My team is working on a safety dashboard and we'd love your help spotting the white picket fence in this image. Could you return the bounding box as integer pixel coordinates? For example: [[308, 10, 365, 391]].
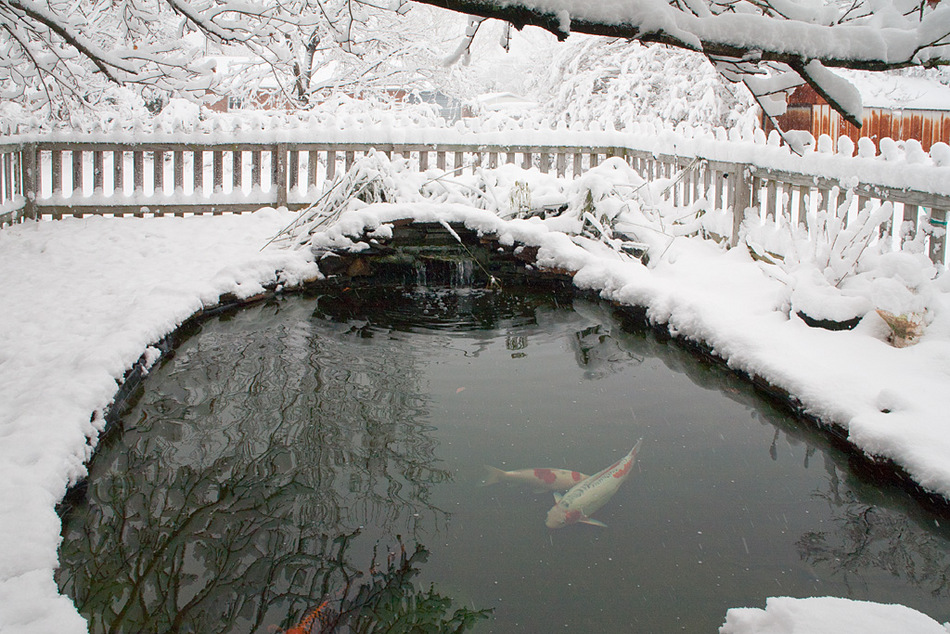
[[0, 137, 946, 265]]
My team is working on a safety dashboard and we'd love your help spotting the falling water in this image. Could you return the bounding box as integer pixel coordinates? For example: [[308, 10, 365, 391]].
[[451, 258, 474, 287], [413, 259, 427, 287]]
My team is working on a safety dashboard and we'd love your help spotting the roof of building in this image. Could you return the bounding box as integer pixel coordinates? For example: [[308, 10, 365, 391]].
[[837, 70, 950, 111]]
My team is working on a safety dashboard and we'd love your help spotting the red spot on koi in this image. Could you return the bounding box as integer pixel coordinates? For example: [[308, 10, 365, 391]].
[[572, 471, 583, 481], [565, 509, 582, 524], [534, 468, 557, 484], [613, 461, 632, 478]]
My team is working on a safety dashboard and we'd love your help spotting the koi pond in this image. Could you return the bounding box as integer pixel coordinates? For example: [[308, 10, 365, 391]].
[[58, 282, 950, 632]]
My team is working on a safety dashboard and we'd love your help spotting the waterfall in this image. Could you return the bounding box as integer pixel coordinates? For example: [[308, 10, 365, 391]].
[[451, 259, 474, 287], [413, 260, 427, 288]]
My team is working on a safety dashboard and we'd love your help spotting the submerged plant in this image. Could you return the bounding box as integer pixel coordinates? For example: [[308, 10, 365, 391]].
[[281, 536, 492, 634]]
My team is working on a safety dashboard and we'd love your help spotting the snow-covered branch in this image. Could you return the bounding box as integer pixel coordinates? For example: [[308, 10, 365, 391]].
[[413, 0, 950, 127], [0, 0, 471, 122]]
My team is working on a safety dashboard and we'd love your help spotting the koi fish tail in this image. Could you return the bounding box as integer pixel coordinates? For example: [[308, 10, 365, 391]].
[[481, 465, 507, 486]]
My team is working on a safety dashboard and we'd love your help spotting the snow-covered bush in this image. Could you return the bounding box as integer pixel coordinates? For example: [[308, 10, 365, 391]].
[[419, 163, 565, 217], [282, 151, 682, 263], [745, 193, 940, 340], [272, 150, 426, 247], [421, 156, 681, 260]]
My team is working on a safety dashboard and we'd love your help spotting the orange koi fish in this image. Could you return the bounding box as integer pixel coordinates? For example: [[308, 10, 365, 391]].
[[482, 466, 589, 491], [284, 600, 330, 634], [545, 439, 642, 529]]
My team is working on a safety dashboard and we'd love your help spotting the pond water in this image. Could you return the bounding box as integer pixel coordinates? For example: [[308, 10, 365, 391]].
[[58, 284, 950, 633]]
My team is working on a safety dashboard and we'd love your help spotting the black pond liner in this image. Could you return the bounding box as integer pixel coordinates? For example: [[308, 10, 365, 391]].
[[59, 222, 950, 523], [796, 310, 864, 331]]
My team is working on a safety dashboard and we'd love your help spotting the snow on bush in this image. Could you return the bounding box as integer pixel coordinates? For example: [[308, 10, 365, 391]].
[[743, 190, 941, 338], [721, 596, 950, 634], [280, 150, 715, 272], [272, 149, 427, 247]]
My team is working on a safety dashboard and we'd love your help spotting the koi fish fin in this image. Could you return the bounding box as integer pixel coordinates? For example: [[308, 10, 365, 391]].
[[580, 517, 608, 528], [482, 466, 506, 486], [553, 492, 564, 504]]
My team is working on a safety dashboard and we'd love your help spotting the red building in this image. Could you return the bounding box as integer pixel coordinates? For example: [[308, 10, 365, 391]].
[[763, 72, 950, 152]]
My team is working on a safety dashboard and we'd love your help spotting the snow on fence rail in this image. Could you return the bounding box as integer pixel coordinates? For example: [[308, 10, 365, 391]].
[[0, 138, 947, 265]]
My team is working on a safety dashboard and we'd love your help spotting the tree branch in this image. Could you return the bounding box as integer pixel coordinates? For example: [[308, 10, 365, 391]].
[[412, 0, 945, 72], [411, 0, 950, 126], [6, 0, 137, 81]]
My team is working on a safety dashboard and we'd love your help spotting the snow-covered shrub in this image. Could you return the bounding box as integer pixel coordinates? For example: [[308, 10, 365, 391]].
[[565, 158, 649, 242], [420, 157, 700, 263], [272, 150, 425, 247], [286, 152, 682, 266], [419, 163, 565, 217], [745, 193, 940, 341]]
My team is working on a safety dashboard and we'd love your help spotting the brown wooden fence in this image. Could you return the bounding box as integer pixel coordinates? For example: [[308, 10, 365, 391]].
[[0, 139, 947, 266]]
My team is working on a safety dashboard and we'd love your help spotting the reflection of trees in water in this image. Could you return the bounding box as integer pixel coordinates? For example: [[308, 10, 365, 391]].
[[57, 299, 460, 633], [797, 470, 950, 600]]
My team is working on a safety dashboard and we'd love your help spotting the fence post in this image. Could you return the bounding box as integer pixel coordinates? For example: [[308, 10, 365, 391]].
[[72, 149, 82, 198], [274, 143, 287, 208], [114, 150, 124, 196], [902, 204, 919, 245], [929, 208, 947, 265], [23, 143, 37, 221], [731, 164, 752, 248]]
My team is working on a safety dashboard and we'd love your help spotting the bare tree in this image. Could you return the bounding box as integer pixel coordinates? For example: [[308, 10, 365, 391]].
[[174, 0, 458, 107]]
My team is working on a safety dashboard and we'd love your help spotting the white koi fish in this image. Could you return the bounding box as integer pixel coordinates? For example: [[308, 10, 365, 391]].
[[545, 439, 643, 529], [482, 466, 589, 491]]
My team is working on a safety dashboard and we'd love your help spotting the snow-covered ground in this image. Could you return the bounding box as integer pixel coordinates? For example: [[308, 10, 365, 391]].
[[1, 184, 949, 630]]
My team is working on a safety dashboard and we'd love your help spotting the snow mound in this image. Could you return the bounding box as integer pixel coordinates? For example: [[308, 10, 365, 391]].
[[720, 596, 950, 634]]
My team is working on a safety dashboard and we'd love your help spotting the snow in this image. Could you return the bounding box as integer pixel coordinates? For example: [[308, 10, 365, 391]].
[[475, 91, 539, 112], [838, 69, 950, 111], [721, 597, 950, 633], [801, 60, 864, 124]]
